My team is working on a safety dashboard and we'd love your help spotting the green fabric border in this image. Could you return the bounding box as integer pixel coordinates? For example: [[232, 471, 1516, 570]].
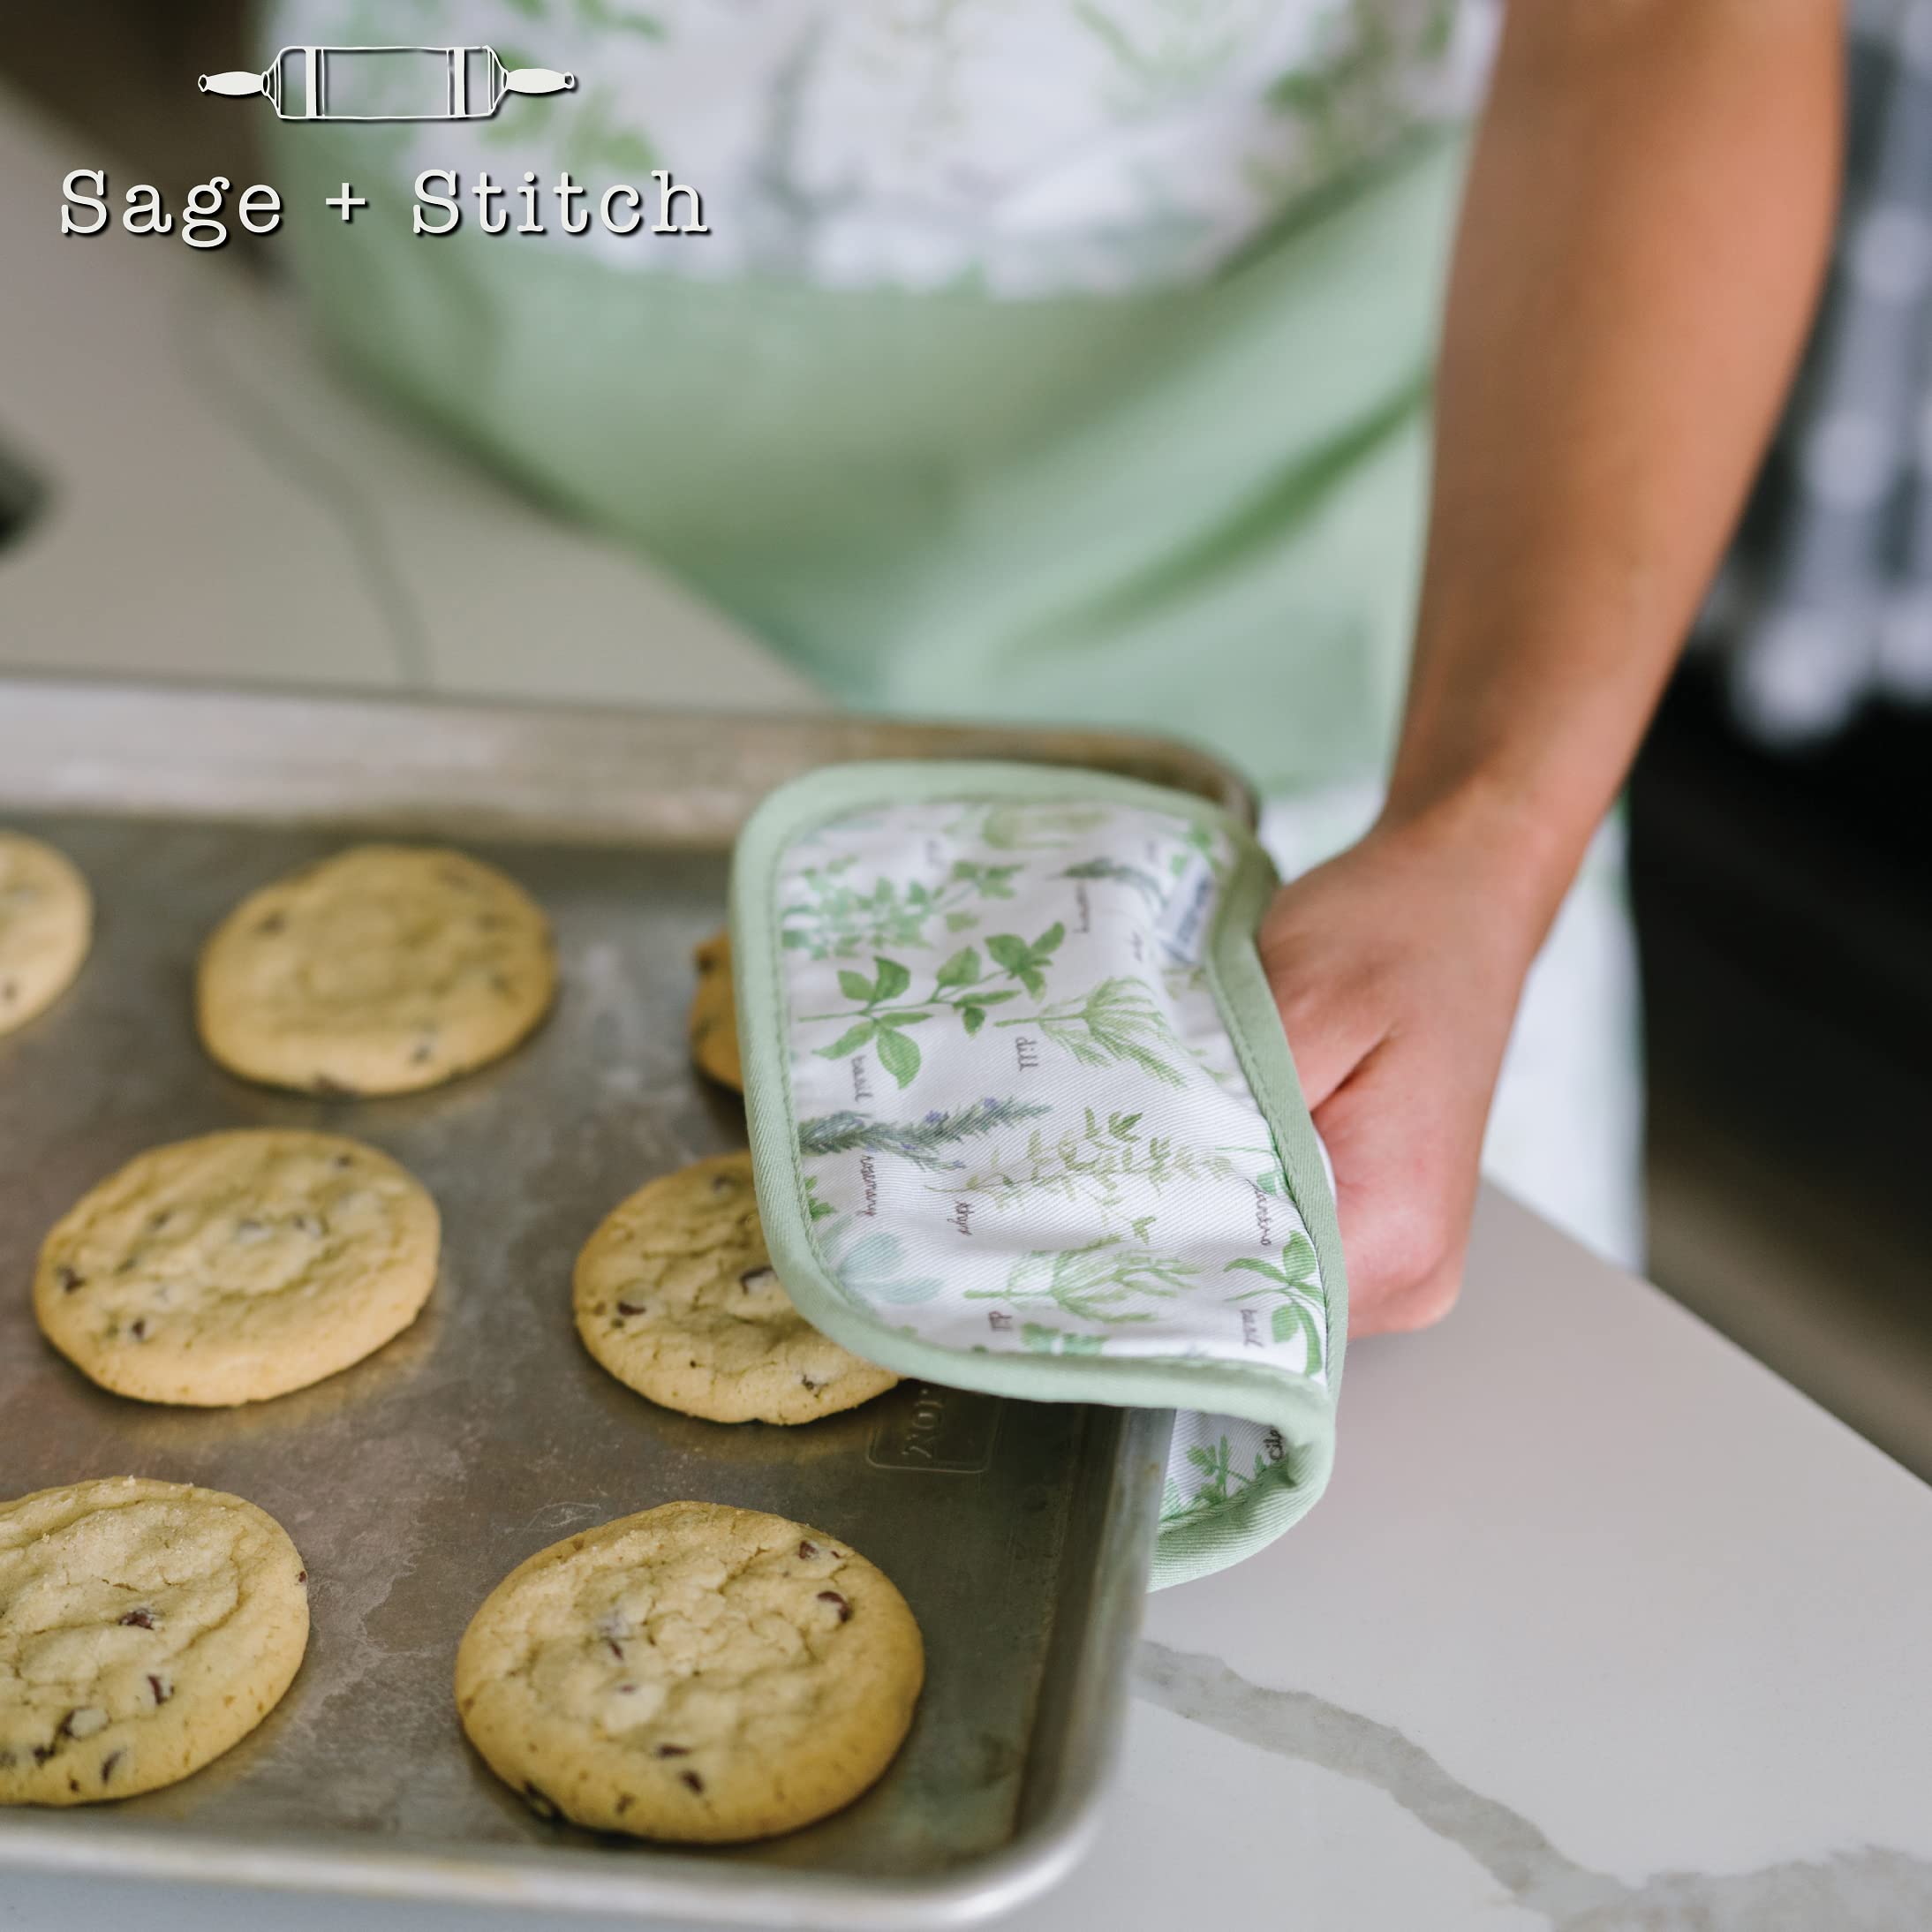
[[731, 761, 1348, 1588]]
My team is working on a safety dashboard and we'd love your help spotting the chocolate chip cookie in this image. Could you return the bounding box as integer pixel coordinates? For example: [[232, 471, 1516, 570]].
[[574, 1153, 896, 1424], [196, 843, 555, 1095], [0, 1476, 308, 1806], [455, 1500, 923, 1842], [688, 928, 742, 1091], [34, 1128, 440, 1406], [0, 831, 91, 1036]]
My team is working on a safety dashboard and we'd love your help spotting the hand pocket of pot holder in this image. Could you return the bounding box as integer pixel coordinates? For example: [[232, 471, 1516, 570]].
[[731, 761, 1347, 1589]]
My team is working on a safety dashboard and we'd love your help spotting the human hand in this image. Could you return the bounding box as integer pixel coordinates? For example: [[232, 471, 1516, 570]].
[[1257, 800, 1554, 1336]]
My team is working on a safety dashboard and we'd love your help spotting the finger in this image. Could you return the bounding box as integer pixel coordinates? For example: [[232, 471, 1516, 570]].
[[1313, 1046, 1480, 1335], [1259, 932, 1390, 1112]]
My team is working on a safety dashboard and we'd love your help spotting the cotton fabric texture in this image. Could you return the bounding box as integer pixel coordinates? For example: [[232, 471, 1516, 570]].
[[734, 763, 1347, 1588]]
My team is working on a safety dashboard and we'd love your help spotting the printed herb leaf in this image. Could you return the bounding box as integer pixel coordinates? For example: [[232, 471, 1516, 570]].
[[875, 1027, 922, 1089], [1022, 1322, 1106, 1356], [838, 969, 876, 1005], [1273, 1301, 1324, 1368], [1060, 857, 1169, 909], [996, 976, 1187, 1086], [780, 858, 1022, 959], [1227, 1257, 1292, 1287], [942, 1115, 1238, 1217], [1226, 1249, 1325, 1373], [825, 1226, 946, 1305], [967, 1236, 1200, 1324], [1226, 1238, 1318, 1292], [1159, 1434, 1289, 1525], [985, 934, 1031, 974], [816, 1022, 876, 1060], [871, 956, 911, 1002], [936, 947, 981, 989], [1279, 1233, 1318, 1283], [985, 924, 1067, 1000]]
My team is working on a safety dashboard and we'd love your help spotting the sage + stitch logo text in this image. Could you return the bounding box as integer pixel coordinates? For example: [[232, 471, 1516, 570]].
[[58, 168, 708, 252]]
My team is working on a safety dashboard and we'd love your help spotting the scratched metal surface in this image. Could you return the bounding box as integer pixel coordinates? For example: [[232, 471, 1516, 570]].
[[0, 682, 1208, 1927]]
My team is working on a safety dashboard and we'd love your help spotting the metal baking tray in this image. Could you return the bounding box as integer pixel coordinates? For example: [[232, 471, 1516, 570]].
[[0, 675, 1250, 1928]]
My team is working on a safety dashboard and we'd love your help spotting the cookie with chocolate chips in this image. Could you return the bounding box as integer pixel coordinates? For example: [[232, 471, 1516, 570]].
[[0, 1476, 308, 1806], [573, 1152, 896, 1424], [34, 1128, 440, 1406], [455, 1500, 923, 1842], [196, 843, 555, 1096], [687, 927, 743, 1091], [0, 831, 92, 1036]]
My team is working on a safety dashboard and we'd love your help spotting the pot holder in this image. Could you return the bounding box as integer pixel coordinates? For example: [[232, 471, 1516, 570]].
[[731, 761, 1347, 1589]]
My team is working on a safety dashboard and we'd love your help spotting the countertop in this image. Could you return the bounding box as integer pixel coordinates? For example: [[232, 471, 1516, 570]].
[[4, 87, 1931, 1932]]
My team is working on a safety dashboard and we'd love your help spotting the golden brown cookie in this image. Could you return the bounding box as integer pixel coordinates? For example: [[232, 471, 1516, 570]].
[[0, 831, 92, 1035], [455, 1501, 923, 1842], [35, 1129, 440, 1407], [0, 1476, 308, 1806], [689, 929, 742, 1091], [196, 843, 555, 1095], [574, 1153, 896, 1424]]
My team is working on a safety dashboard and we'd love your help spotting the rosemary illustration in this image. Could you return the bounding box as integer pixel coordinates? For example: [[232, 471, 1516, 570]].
[[1226, 1234, 1326, 1371], [967, 1235, 1200, 1324], [781, 854, 1022, 961], [798, 1096, 1053, 1169]]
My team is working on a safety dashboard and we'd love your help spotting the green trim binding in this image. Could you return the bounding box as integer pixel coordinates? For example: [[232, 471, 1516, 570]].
[[731, 761, 1348, 1589]]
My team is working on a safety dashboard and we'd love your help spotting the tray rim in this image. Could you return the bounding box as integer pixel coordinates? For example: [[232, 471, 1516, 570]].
[[0, 668, 1259, 841], [0, 671, 1232, 1924]]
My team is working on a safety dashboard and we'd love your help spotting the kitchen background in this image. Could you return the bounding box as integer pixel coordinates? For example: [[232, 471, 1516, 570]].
[[5, 1, 1929, 1485]]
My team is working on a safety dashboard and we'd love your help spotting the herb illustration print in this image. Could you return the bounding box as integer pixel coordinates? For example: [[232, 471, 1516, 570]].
[[800, 922, 1192, 1094], [774, 789, 1335, 1560], [1226, 1233, 1326, 1373], [801, 924, 1075, 1090], [967, 1234, 1202, 1324], [781, 854, 1020, 961]]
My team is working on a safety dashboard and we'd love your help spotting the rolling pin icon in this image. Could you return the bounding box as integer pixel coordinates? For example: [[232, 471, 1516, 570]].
[[200, 46, 576, 121]]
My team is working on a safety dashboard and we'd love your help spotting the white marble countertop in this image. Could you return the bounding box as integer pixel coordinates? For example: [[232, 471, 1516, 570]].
[[4, 86, 1931, 1932]]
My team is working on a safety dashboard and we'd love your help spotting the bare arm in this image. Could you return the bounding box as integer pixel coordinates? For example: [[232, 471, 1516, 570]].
[[1264, 0, 1844, 1330]]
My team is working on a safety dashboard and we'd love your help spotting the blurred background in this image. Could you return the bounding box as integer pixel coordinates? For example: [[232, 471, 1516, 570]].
[[4, 1, 1929, 1483]]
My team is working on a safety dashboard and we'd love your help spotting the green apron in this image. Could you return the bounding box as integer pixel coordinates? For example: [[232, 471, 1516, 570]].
[[273, 127, 1465, 796]]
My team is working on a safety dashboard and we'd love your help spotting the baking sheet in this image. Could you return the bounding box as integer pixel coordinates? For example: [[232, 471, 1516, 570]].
[[0, 679, 1236, 1927]]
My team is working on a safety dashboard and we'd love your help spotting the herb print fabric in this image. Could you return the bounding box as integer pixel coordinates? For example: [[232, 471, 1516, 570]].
[[769, 793, 1336, 1560]]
